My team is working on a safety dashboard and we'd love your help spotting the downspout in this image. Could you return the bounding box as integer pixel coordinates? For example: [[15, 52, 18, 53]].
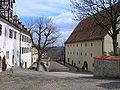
[[101, 38, 104, 56], [19, 32, 21, 67]]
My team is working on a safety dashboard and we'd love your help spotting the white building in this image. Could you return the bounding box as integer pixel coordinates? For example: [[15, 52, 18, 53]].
[[0, 0, 32, 71]]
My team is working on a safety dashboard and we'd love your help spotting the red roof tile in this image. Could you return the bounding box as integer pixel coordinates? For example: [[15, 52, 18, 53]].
[[65, 2, 120, 44], [65, 15, 109, 44], [95, 56, 120, 60]]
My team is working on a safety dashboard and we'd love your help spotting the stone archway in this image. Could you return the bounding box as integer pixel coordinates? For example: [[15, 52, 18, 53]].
[[82, 61, 88, 72], [12, 55, 14, 65], [2, 56, 7, 71]]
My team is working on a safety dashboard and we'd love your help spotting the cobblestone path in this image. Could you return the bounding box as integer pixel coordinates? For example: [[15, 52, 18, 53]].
[[0, 67, 120, 90]]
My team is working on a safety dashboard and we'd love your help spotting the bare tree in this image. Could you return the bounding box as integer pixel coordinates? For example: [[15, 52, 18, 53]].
[[71, 0, 120, 56], [28, 17, 59, 71]]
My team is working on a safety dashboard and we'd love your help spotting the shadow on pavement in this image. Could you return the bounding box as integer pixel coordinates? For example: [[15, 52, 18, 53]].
[[97, 82, 120, 89]]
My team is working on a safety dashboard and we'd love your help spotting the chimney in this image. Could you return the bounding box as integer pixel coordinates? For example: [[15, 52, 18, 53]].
[[13, 15, 19, 23]]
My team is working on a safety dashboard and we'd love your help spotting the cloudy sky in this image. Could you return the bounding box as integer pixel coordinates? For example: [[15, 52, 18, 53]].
[[14, 0, 78, 45]]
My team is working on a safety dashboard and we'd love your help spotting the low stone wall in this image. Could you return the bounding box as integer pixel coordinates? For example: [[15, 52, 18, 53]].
[[94, 56, 120, 78]]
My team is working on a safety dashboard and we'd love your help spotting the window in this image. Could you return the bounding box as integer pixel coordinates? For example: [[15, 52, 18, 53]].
[[5, 27, 7, 36], [6, 51, 9, 59], [9, 29, 13, 38], [67, 45, 69, 47], [73, 45, 75, 47], [77, 52, 78, 55], [91, 53, 93, 57], [81, 44, 82, 47], [14, 31, 16, 39], [68, 58, 69, 62], [22, 48, 24, 54], [91, 43, 93, 46], [0, 24, 2, 35], [22, 35, 24, 41], [81, 52, 82, 56], [24, 36, 26, 42], [20, 48, 22, 54], [27, 37, 29, 42], [79, 61, 80, 64], [76, 44, 78, 47], [85, 43, 87, 47], [73, 52, 74, 55], [85, 53, 87, 56]]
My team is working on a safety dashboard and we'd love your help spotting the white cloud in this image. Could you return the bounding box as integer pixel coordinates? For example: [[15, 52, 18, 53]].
[[14, 0, 79, 45], [51, 12, 76, 25], [14, 0, 71, 17]]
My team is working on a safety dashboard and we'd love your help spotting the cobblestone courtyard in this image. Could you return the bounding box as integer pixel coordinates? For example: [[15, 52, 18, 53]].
[[0, 67, 120, 90]]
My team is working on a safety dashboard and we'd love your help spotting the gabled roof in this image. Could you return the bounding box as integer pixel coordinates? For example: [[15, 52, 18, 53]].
[[65, 15, 109, 44], [64, 1, 120, 44]]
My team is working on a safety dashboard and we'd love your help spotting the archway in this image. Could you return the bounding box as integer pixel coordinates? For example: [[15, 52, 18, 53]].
[[82, 61, 88, 72], [12, 55, 14, 65], [2, 56, 7, 71]]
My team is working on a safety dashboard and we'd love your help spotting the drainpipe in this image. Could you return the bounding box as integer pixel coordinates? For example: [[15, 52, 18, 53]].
[[19, 32, 21, 67], [101, 39, 104, 56]]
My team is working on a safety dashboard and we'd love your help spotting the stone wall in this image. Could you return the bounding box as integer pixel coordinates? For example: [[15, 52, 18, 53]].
[[94, 56, 120, 78]]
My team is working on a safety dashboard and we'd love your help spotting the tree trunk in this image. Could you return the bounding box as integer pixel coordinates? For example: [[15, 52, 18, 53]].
[[36, 57, 40, 71], [36, 51, 41, 71], [112, 35, 118, 56]]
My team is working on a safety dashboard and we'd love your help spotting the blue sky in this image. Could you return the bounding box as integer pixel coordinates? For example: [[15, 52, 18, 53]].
[[14, 0, 78, 45]]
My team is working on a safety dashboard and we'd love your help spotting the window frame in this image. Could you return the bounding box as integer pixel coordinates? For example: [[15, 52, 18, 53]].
[[0, 24, 2, 36]]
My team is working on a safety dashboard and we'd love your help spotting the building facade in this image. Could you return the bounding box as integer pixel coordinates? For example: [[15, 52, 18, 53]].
[[0, 0, 32, 71], [65, 13, 120, 72]]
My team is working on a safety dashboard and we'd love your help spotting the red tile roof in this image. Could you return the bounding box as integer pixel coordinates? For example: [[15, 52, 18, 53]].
[[95, 56, 120, 60], [65, 15, 109, 44]]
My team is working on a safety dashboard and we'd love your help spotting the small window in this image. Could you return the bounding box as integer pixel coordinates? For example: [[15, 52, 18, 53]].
[[24, 36, 26, 42], [22, 48, 24, 54], [20, 48, 22, 54], [27, 37, 29, 42], [85, 43, 87, 47], [0, 24, 2, 36], [14, 31, 16, 39], [9, 29, 13, 38], [81, 52, 82, 56], [67, 45, 69, 47], [6, 51, 9, 59], [22, 35, 24, 41], [79, 61, 80, 64], [91, 43, 93, 46], [81, 44, 82, 47], [76, 44, 78, 47], [5, 27, 7, 36], [68, 52, 69, 55], [91, 53, 93, 57], [85, 53, 87, 56], [77, 52, 78, 55], [73, 45, 75, 47], [68, 58, 69, 62]]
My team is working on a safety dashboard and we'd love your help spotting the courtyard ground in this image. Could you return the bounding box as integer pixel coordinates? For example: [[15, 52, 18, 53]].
[[0, 67, 120, 90]]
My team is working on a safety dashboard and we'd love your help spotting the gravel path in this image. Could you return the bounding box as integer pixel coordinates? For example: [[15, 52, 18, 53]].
[[0, 67, 120, 90]]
